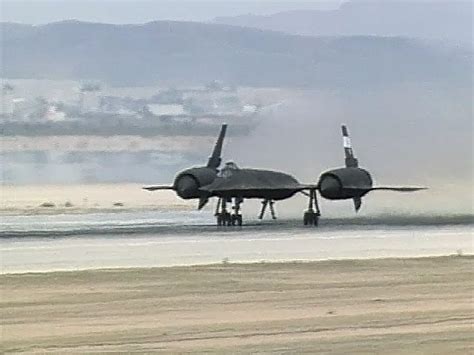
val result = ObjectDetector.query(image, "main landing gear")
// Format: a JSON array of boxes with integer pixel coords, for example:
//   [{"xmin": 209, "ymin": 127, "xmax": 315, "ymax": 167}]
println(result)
[
  {"xmin": 215, "ymin": 197, "xmax": 243, "ymax": 226},
  {"xmin": 304, "ymin": 189, "xmax": 320, "ymax": 226}
]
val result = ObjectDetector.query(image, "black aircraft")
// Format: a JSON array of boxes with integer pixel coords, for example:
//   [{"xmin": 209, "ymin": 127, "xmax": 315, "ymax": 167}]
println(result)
[{"xmin": 144, "ymin": 124, "xmax": 425, "ymax": 226}]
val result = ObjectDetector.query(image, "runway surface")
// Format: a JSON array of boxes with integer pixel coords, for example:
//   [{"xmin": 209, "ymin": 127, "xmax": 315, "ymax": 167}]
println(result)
[{"xmin": 1, "ymin": 211, "xmax": 472, "ymax": 273}]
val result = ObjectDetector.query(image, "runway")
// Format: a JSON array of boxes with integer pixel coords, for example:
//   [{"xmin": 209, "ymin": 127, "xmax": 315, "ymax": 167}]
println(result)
[{"xmin": 1, "ymin": 211, "xmax": 472, "ymax": 273}]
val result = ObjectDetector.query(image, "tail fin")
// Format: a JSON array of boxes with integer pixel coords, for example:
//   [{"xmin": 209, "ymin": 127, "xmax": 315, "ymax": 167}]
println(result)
[
  {"xmin": 342, "ymin": 125, "xmax": 358, "ymax": 168},
  {"xmin": 207, "ymin": 124, "xmax": 227, "ymax": 169},
  {"xmin": 342, "ymin": 125, "xmax": 360, "ymax": 211}
]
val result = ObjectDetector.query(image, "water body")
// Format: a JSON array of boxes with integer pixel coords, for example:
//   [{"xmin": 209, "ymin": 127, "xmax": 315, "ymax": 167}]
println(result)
[{"xmin": 1, "ymin": 211, "xmax": 472, "ymax": 273}]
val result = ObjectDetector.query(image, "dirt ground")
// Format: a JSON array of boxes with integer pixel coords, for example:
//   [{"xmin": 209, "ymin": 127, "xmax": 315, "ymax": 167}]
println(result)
[
  {"xmin": 0, "ymin": 183, "xmax": 189, "ymax": 213},
  {"xmin": 1, "ymin": 256, "xmax": 473, "ymax": 353}
]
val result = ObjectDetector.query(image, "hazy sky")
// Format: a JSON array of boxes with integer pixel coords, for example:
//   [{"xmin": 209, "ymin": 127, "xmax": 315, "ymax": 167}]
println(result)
[{"xmin": 1, "ymin": 0, "xmax": 345, "ymax": 24}]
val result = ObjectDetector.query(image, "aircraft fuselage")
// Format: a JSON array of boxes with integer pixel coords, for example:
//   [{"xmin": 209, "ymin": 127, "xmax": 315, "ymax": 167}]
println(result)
[{"xmin": 206, "ymin": 168, "xmax": 301, "ymax": 200}]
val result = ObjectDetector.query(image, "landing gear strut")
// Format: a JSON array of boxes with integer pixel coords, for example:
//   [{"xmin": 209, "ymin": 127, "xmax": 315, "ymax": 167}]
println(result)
[
  {"xmin": 231, "ymin": 198, "xmax": 243, "ymax": 226},
  {"xmin": 215, "ymin": 198, "xmax": 243, "ymax": 226},
  {"xmin": 304, "ymin": 189, "xmax": 320, "ymax": 226},
  {"xmin": 258, "ymin": 199, "xmax": 276, "ymax": 220}
]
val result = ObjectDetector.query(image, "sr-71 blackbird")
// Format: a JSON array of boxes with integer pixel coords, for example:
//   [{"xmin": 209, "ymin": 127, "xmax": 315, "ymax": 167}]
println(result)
[{"xmin": 144, "ymin": 124, "xmax": 425, "ymax": 226}]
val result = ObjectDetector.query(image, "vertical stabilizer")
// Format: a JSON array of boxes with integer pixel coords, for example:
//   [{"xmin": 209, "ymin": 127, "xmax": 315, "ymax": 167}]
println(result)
[
  {"xmin": 207, "ymin": 124, "xmax": 227, "ymax": 169},
  {"xmin": 342, "ymin": 125, "xmax": 359, "ymax": 168},
  {"xmin": 342, "ymin": 125, "xmax": 361, "ymax": 212}
]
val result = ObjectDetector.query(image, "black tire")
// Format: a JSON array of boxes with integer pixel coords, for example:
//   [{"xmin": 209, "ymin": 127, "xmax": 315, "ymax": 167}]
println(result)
[
  {"xmin": 303, "ymin": 212, "xmax": 309, "ymax": 225},
  {"xmin": 225, "ymin": 213, "xmax": 232, "ymax": 226},
  {"xmin": 313, "ymin": 215, "xmax": 319, "ymax": 227},
  {"xmin": 217, "ymin": 215, "xmax": 223, "ymax": 226},
  {"xmin": 237, "ymin": 215, "xmax": 243, "ymax": 226}
]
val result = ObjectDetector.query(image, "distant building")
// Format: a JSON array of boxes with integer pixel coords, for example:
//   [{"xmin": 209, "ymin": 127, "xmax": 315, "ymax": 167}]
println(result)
[
  {"xmin": 146, "ymin": 104, "xmax": 186, "ymax": 116},
  {"xmin": 10, "ymin": 98, "xmax": 26, "ymax": 116},
  {"xmin": 99, "ymin": 96, "xmax": 146, "ymax": 114},
  {"xmin": 242, "ymin": 105, "xmax": 258, "ymax": 114},
  {"xmin": 46, "ymin": 105, "xmax": 66, "ymax": 122}
]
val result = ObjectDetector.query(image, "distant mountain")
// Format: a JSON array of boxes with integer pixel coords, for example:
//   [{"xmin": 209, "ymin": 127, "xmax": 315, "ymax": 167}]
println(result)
[
  {"xmin": 214, "ymin": 0, "xmax": 473, "ymax": 45},
  {"xmin": 1, "ymin": 20, "xmax": 471, "ymax": 87}
]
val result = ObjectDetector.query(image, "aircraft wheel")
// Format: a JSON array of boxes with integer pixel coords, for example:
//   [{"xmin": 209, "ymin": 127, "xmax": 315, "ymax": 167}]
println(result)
[
  {"xmin": 313, "ymin": 215, "xmax": 319, "ymax": 227},
  {"xmin": 237, "ymin": 215, "xmax": 243, "ymax": 226},
  {"xmin": 217, "ymin": 215, "xmax": 223, "ymax": 226},
  {"xmin": 225, "ymin": 213, "xmax": 232, "ymax": 226},
  {"xmin": 304, "ymin": 212, "xmax": 319, "ymax": 226},
  {"xmin": 303, "ymin": 212, "xmax": 311, "ymax": 226},
  {"xmin": 231, "ymin": 215, "xmax": 237, "ymax": 226}
]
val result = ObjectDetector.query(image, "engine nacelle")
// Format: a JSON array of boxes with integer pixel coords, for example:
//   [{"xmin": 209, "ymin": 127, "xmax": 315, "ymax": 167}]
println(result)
[
  {"xmin": 318, "ymin": 167, "xmax": 373, "ymax": 200},
  {"xmin": 174, "ymin": 167, "xmax": 217, "ymax": 199}
]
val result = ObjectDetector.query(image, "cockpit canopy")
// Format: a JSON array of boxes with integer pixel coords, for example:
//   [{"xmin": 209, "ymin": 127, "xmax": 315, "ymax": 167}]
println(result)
[{"xmin": 219, "ymin": 161, "xmax": 239, "ymax": 178}]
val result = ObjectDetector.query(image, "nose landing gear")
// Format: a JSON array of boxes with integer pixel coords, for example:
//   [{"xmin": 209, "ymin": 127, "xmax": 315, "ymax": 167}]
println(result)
[
  {"xmin": 304, "ymin": 189, "xmax": 320, "ymax": 226},
  {"xmin": 258, "ymin": 199, "xmax": 277, "ymax": 220}
]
